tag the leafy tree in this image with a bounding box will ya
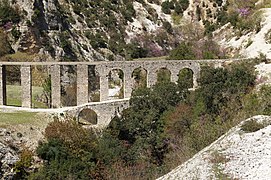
[0,29,14,57]
[106,82,183,165]
[126,43,148,59]
[195,63,255,116]
[161,1,172,14]
[178,68,193,90]
[163,21,173,34]
[0,0,21,25]
[30,120,98,179]
[169,42,196,60]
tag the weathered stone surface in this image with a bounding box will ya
[0,65,7,105]
[124,69,133,98]
[68,99,130,127]
[0,144,19,179]
[77,65,89,105]
[21,65,32,108]
[51,65,61,108]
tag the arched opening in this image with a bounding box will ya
[178,68,194,89]
[61,65,77,106]
[157,68,171,83]
[5,65,21,106]
[108,69,124,99]
[78,108,98,125]
[132,67,147,89]
[32,65,50,108]
[88,65,100,102]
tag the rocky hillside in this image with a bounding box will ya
[158,115,271,179]
[0,0,185,61]
[0,0,248,62]
[1,0,270,61]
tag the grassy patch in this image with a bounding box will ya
[241,119,265,133]
[6,85,47,108]
[0,111,38,127]
[133,56,168,61]
[7,85,22,106]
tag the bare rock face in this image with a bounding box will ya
[0,129,20,180]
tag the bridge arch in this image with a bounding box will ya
[108,69,124,100]
[78,108,98,125]
[157,67,171,83]
[131,67,147,89]
[71,99,130,127]
[170,63,200,89]
[177,68,194,89]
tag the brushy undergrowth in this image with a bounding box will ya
[241,119,265,133]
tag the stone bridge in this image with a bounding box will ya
[0,59,240,126]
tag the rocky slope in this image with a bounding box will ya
[0,0,233,61]
[0,112,55,179]
[158,115,271,179]
[0,143,19,179]
[217,7,271,59]
[2,0,270,61]
[0,0,179,61]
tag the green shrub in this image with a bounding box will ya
[241,119,265,133]
[0,30,14,57]
[30,120,99,179]
[161,1,172,14]
[14,149,33,179]
[11,27,21,40]
[157,68,171,83]
[59,31,77,60]
[0,0,21,25]
[169,42,196,60]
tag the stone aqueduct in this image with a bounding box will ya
[0,59,232,126]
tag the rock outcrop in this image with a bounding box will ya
[0,129,20,179]
[158,115,271,179]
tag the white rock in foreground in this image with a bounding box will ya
[158,115,271,180]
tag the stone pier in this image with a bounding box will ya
[51,65,61,108]
[21,65,32,108]
[0,65,6,105]
[77,65,89,105]
[147,69,157,87]
[170,70,180,83]
[124,69,133,98]
[99,74,108,101]
[193,71,199,89]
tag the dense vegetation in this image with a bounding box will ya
[18,60,271,179]
[0,0,21,26]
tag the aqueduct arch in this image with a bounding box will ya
[0,59,243,126]
[108,68,124,100]
[0,60,202,109]
[73,99,130,127]
[157,67,171,83]
[78,108,98,125]
[131,67,147,89]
